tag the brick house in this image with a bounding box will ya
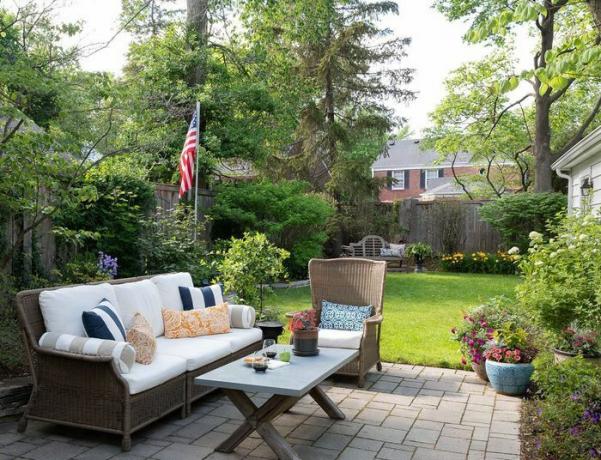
[371,139,479,202]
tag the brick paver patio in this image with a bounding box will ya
[0,364,522,460]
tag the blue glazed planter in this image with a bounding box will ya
[485,360,534,396]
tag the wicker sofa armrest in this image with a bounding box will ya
[32,344,129,392]
[364,314,383,326]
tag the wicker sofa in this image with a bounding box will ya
[15,273,262,451]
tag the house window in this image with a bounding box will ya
[425,169,441,189]
[391,170,405,190]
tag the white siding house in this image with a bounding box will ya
[552,126,601,213]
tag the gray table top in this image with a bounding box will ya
[194,347,359,397]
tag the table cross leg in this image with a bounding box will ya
[217,389,301,460]
[309,385,345,420]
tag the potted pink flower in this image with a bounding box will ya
[553,325,600,366]
[290,309,319,356]
[484,322,537,395]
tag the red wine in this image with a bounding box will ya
[253,363,268,372]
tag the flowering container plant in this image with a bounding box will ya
[484,322,537,395]
[554,325,601,366]
[290,309,319,356]
[451,296,519,381]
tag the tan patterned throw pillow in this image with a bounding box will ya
[162,303,231,339]
[126,313,156,364]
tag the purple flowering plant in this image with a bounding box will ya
[97,252,118,278]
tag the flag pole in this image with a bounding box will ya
[193,101,200,241]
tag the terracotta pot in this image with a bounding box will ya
[553,348,601,366]
[292,328,319,356]
[471,360,489,382]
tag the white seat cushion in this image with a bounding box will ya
[155,336,232,371]
[39,283,118,336]
[114,280,165,336]
[219,328,262,352]
[150,273,193,310]
[122,353,187,394]
[318,329,363,350]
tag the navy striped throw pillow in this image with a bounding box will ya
[179,284,224,310]
[82,298,127,341]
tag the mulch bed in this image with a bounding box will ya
[521,397,544,460]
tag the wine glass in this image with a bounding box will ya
[263,339,277,359]
[252,351,268,373]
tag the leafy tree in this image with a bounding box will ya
[0,2,135,274]
[241,0,414,194]
[434,0,601,192]
[209,180,334,277]
[424,52,534,198]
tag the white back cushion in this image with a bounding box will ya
[114,280,165,337]
[150,272,193,311]
[39,283,118,336]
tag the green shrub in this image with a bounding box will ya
[531,354,601,459]
[218,233,288,316]
[54,169,155,277]
[441,250,519,274]
[0,274,26,375]
[141,205,211,285]
[517,214,601,334]
[209,180,334,279]
[52,252,111,284]
[479,192,566,251]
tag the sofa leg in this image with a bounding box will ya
[17,416,28,433]
[376,361,382,372]
[121,435,131,451]
[357,375,365,388]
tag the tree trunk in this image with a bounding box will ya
[533,6,555,192]
[589,0,601,34]
[186,0,208,87]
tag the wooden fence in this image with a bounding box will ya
[397,199,502,254]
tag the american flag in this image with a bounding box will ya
[178,111,198,198]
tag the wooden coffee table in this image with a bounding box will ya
[195,347,359,460]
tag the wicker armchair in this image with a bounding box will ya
[308,258,386,387]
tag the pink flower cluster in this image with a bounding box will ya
[484,345,523,364]
[290,309,317,332]
[452,315,495,365]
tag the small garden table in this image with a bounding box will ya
[195,347,359,460]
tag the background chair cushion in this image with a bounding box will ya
[178,284,224,310]
[39,283,118,336]
[319,300,372,331]
[39,332,135,374]
[155,336,232,371]
[317,329,363,349]
[229,304,256,329]
[82,298,127,341]
[126,313,156,365]
[122,353,187,394]
[150,272,193,310]
[162,303,231,339]
[114,280,165,336]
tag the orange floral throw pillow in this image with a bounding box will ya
[162,303,231,339]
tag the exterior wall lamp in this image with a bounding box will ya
[581,177,594,197]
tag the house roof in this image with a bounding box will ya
[419,177,465,200]
[552,126,601,171]
[372,139,473,170]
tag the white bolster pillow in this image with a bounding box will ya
[228,304,256,329]
[39,332,135,374]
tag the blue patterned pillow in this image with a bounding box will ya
[319,300,373,331]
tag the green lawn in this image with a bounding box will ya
[267,272,520,369]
